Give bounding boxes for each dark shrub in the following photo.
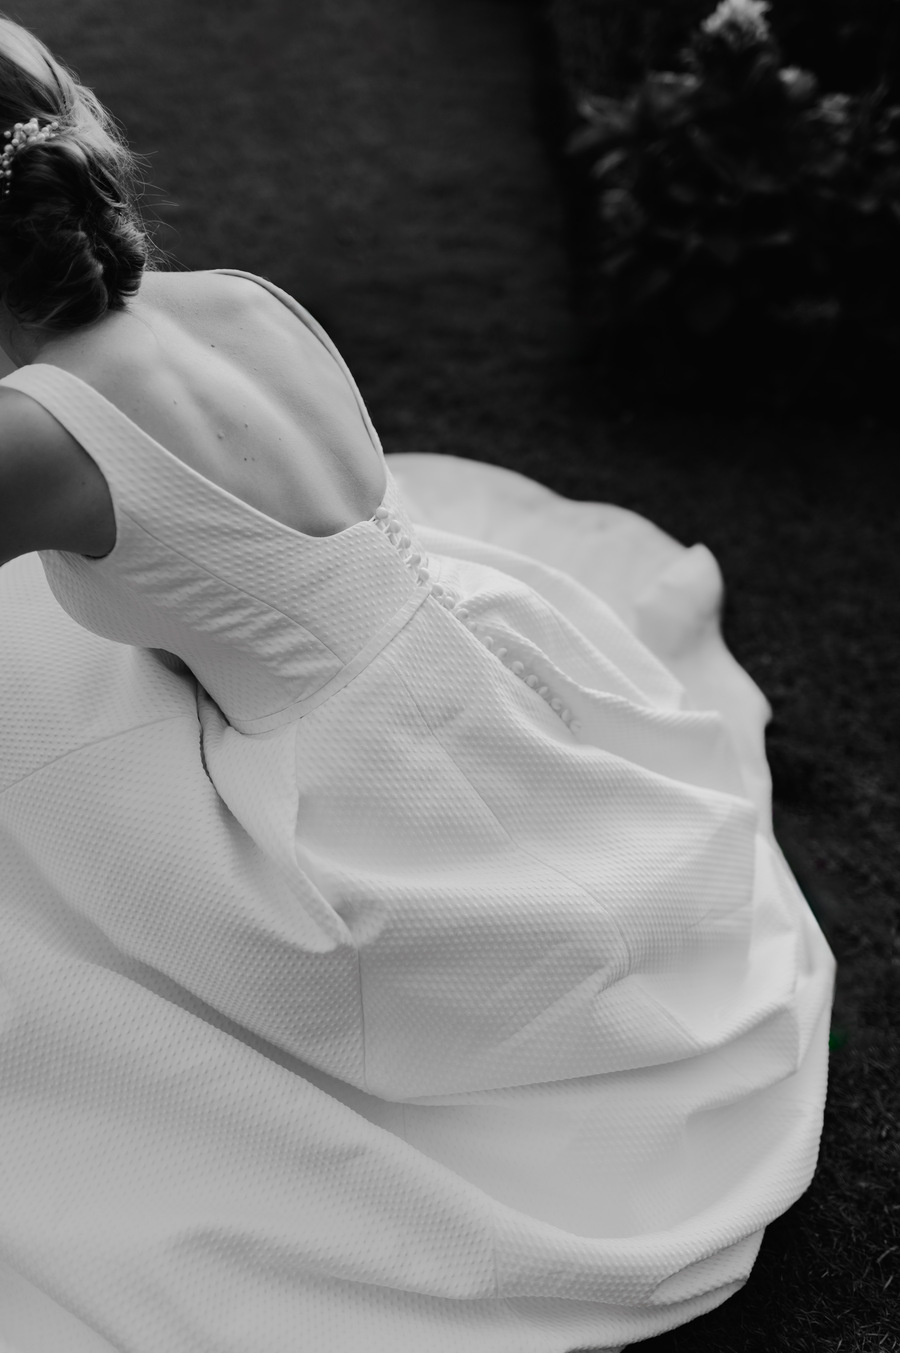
[566,0,900,412]
[550,0,900,98]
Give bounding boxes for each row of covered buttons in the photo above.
[373,506,467,614]
[374,505,465,614]
[373,505,431,585]
[471,627,582,733]
[373,504,581,735]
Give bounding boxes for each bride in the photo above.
[0,14,834,1353]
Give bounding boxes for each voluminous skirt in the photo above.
[0,454,834,1353]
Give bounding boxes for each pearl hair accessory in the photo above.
[1,117,61,196]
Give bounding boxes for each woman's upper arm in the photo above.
[0,387,115,565]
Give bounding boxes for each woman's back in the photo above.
[43,268,387,541]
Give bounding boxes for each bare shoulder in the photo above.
[0,385,116,565]
[139,266,273,322]
[137,267,322,361]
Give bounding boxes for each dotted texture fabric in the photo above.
[0,274,834,1353]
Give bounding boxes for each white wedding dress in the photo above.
[0,272,834,1353]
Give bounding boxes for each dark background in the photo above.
[7,1,898,1348]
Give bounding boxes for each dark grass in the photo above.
[7,0,899,1347]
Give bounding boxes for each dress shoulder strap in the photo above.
[0,362,155,502]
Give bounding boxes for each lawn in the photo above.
[8,0,899,1347]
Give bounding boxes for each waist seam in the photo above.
[228,586,431,733]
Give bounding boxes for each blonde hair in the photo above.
[0,13,151,330]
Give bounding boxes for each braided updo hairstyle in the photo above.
[0,15,151,333]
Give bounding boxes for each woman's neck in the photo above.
[0,302,126,369]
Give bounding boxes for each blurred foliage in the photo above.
[562,0,900,412]
[550,0,900,98]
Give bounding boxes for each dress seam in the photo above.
[381,649,633,971]
[229,586,427,734]
[356,946,369,1095]
[0,711,197,796]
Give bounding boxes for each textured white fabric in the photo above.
[0,272,834,1353]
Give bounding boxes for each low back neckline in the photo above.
[4,268,391,556]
